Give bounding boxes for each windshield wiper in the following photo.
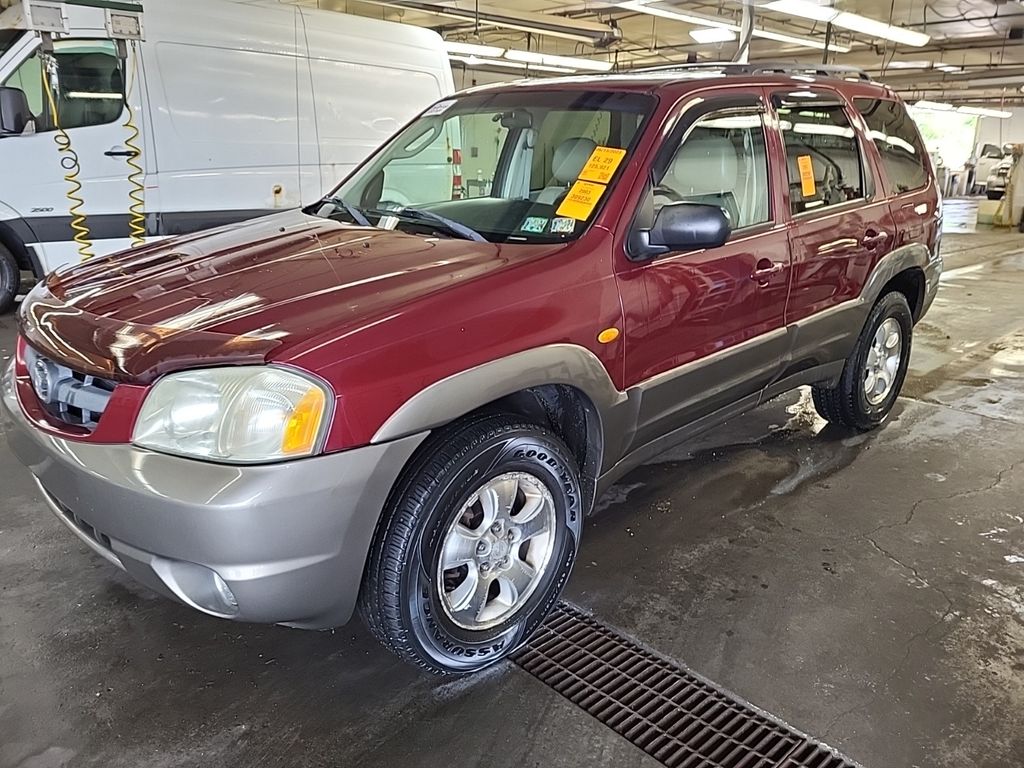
[375,206,487,243]
[321,196,373,227]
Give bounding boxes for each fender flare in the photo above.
[371,344,632,468]
[861,242,932,309]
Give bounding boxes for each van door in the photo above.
[0,37,138,272]
[141,1,303,234]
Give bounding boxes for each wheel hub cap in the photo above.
[863,318,903,406]
[437,472,557,630]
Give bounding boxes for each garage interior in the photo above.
[2,1,1024,767]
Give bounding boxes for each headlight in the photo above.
[133,367,331,463]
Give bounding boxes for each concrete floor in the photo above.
[3,218,1024,768]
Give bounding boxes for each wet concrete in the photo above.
[2,229,1024,767]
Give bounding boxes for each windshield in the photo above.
[0,30,22,60]
[323,89,655,244]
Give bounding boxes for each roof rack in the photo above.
[636,62,872,82]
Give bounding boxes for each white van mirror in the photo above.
[0,86,31,136]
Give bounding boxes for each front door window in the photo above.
[654,108,771,231]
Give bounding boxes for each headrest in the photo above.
[669,135,739,195]
[551,137,598,185]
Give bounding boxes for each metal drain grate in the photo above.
[515,604,862,768]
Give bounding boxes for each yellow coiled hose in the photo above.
[123,44,145,247]
[42,62,94,260]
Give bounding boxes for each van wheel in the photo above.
[0,244,19,314]
[812,291,913,430]
[360,413,583,675]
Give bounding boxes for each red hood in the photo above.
[20,210,560,382]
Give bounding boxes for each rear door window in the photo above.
[775,91,866,215]
[853,97,930,194]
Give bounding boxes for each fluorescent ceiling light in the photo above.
[914,100,953,111]
[763,0,836,23]
[66,91,122,99]
[445,41,505,58]
[690,27,737,43]
[885,60,932,69]
[956,106,1012,118]
[753,27,849,51]
[618,1,850,53]
[764,0,930,46]
[834,12,930,47]
[448,54,574,74]
[504,49,613,72]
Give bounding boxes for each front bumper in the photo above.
[2,362,425,628]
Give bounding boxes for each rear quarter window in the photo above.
[854,98,930,194]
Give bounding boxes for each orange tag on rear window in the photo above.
[797,155,816,198]
[579,146,628,184]
[557,180,607,221]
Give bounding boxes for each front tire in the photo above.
[360,414,584,674]
[812,291,913,430]
[0,243,19,314]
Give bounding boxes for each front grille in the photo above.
[24,345,116,430]
[516,604,861,768]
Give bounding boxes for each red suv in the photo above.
[2,65,941,674]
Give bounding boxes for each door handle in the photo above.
[750,260,784,284]
[104,146,139,158]
[861,230,890,250]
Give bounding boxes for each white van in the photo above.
[0,0,455,310]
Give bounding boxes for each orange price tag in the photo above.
[797,155,816,198]
[556,180,607,221]
[579,146,628,184]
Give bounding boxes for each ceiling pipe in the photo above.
[357,0,622,46]
[733,0,754,63]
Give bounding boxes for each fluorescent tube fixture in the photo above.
[833,12,930,47]
[913,100,954,111]
[448,55,575,74]
[956,106,1012,118]
[445,41,505,58]
[619,1,850,53]
[753,28,848,51]
[503,49,613,72]
[690,27,737,43]
[763,0,836,23]
[885,60,933,70]
[764,0,930,46]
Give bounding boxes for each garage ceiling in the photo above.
[291,0,1024,104]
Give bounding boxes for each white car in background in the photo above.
[986,156,1014,200]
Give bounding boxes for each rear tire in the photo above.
[0,243,19,314]
[360,413,583,675]
[812,291,913,431]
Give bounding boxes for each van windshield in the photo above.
[321,90,655,244]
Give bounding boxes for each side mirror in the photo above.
[0,86,31,136]
[631,202,731,259]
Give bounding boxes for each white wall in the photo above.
[976,109,1024,150]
